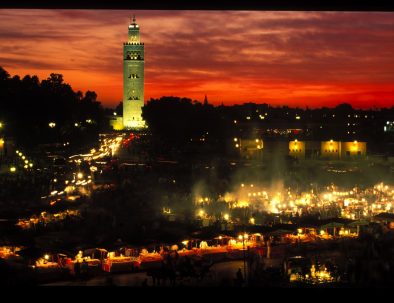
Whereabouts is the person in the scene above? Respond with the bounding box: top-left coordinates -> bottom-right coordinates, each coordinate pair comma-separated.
235,268 -> 244,287
81,259 -> 89,280
74,260 -> 81,279
141,278 -> 148,287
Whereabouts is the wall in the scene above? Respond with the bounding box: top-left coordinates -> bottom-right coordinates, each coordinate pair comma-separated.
321,140 -> 340,160
289,140 -> 305,159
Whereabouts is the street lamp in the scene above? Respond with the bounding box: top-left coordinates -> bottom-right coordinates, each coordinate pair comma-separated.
241,206 -> 249,284
90,166 -> 97,183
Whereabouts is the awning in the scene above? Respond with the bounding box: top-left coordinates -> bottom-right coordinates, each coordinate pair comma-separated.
320,222 -> 344,229
347,220 -> 369,227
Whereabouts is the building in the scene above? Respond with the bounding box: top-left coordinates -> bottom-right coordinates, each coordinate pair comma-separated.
320,140 -> 366,160
289,139 -> 305,159
340,141 -> 366,159
232,137 -> 263,160
123,16 -> 146,129
110,16 -> 146,130
384,121 -> 394,133
321,140 -> 341,160
304,141 -> 320,159
228,137 -> 367,161
109,113 -> 124,131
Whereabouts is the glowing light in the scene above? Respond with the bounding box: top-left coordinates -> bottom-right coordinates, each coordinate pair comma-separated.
234,138 -> 238,142
44,254 -> 49,260
10,167 -> 16,173
223,214 -> 229,220
48,122 -> 56,128
77,173 -> 83,179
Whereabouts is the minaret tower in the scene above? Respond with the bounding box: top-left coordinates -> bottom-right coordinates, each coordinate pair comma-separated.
123,15 -> 145,129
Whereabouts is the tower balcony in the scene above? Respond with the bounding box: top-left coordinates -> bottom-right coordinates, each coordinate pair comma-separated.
124,57 -> 144,61
123,42 -> 144,45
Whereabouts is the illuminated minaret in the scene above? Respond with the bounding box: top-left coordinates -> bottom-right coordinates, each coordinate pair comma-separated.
123,15 -> 145,129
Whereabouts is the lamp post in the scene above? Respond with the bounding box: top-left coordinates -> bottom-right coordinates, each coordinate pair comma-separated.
242,233 -> 246,283
234,137 -> 242,156
242,206 -> 248,285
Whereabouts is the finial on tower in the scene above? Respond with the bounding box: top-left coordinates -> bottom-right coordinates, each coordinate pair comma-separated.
133,15 -> 136,23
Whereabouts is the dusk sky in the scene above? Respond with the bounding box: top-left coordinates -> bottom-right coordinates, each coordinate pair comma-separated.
0,10 -> 393,109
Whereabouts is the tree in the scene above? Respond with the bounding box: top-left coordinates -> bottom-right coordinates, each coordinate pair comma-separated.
0,67 -> 108,147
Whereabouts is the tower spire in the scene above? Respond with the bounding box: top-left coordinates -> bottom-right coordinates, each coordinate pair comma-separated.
133,14 -> 136,24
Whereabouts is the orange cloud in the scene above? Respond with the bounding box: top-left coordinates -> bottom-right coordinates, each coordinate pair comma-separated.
0,10 -> 393,109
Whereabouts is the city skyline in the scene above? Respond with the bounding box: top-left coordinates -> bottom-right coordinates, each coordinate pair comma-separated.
0,10 -> 393,109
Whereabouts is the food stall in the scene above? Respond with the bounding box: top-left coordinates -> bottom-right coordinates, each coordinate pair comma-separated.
67,249 -> 106,275
138,249 -> 163,270
103,251 -> 140,273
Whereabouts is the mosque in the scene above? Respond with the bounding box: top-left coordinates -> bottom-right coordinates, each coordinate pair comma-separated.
110,16 -> 146,130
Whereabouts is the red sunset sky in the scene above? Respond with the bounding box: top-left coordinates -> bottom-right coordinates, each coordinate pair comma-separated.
0,10 -> 393,109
